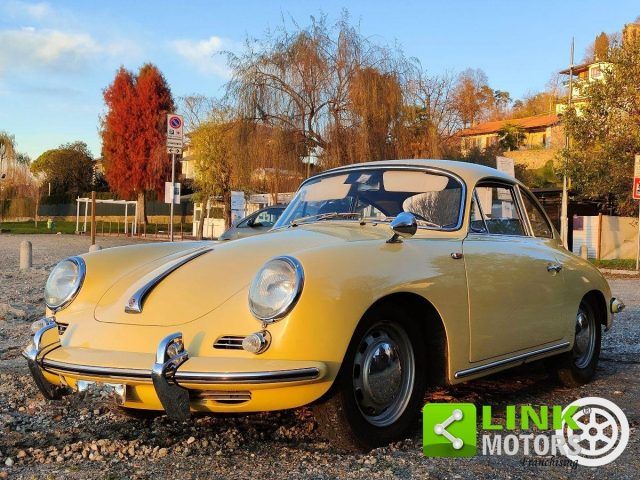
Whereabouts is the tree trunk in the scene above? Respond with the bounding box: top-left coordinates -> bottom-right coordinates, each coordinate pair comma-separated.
34,187 -> 40,228
196,199 -> 205,240
137,191 -> 147,226
223,190 -> 232,230
272,170 -> 280,206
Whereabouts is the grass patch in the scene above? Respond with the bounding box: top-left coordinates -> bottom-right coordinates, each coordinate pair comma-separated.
590,258 -> 638,271
0,220 -> 194,236
0,220 -> 78,234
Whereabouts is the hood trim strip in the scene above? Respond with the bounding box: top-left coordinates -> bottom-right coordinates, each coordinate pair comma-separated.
125,247 -> 214,314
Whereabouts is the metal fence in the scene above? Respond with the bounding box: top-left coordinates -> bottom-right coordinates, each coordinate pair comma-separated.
3,198 -> 194,219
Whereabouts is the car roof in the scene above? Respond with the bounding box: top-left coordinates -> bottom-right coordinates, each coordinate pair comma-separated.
314,159 -> 516,185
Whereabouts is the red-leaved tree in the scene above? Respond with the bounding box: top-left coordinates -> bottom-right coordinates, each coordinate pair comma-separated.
101,64 -> 174,224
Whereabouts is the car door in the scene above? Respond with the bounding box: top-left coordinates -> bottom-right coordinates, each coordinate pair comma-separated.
462,181 -> 566,362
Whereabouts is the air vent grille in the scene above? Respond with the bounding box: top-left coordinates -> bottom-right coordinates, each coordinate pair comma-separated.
213,335 -> 245,350
191,390 -> 251,404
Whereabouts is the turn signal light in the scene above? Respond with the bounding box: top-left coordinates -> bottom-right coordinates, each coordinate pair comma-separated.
242,331 -> 270,354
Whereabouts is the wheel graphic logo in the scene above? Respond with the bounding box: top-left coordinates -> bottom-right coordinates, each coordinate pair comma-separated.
556,397 -> 629,467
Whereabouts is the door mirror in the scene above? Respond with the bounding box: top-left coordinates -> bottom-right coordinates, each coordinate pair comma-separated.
387,212 -> 417,243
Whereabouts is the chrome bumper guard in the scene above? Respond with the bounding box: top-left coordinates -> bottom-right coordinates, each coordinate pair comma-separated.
22,318 -> 71,400
151,333 -> 191,421
24,327 -> 321,421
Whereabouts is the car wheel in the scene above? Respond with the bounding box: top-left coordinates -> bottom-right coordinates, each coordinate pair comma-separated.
312,303 -> 426,451
550,300 -> 601,387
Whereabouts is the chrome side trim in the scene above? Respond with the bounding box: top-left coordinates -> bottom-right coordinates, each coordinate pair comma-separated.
454,342 -> 571,379
41,360 -> 321,385
175,367 -> 320,384
125,247 -> 214,313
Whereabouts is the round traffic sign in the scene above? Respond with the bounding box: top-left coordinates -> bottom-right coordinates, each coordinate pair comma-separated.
169,116 -> 182,129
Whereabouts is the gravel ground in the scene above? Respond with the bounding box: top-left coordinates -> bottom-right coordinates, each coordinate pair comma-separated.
0,234 -> 638,479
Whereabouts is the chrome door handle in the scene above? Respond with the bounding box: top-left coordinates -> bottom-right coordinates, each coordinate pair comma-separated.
547,264 -> 562,273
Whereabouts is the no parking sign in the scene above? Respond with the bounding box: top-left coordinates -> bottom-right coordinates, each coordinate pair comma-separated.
167,114 -> 183,154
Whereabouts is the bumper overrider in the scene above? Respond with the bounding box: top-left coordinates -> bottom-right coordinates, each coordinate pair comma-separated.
22,319 -> 325,421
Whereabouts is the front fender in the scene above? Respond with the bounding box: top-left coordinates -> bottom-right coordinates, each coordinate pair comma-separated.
269,237 -> 468,385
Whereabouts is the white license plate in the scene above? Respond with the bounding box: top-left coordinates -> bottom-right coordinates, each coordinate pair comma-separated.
76,380 -> 126,404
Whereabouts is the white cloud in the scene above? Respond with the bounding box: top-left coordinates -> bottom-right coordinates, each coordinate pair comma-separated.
3,1 -> 54,21
169,36 -> 231,77
0,27 -> 135,75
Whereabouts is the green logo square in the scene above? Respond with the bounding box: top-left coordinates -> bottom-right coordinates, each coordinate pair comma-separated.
423,403 -> 477,457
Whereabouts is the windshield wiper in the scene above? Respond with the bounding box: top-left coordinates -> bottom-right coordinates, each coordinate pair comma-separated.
290,212 -> 362,227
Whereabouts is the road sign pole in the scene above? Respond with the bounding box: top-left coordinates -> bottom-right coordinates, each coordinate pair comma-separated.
170,152 -> 175,242
636,206 -> 639,272
635,155 -> 640,271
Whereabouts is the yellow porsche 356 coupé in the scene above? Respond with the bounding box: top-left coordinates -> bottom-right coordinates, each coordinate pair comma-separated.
24,160 -> 624,450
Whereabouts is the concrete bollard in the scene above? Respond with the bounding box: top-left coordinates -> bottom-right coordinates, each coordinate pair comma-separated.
89,244 -> 102,253
20,241 -> 32,269
579,245 -> 588,259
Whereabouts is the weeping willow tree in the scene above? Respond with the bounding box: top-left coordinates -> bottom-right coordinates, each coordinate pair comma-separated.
225,12 -> 459,170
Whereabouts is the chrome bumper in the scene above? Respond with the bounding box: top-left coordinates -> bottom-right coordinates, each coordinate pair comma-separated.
23,324 -> 321,421
22,318 -> 71,400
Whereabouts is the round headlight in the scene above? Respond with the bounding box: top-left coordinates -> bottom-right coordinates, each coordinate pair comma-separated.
248,256 -> 304,322
45,256 -> 85,311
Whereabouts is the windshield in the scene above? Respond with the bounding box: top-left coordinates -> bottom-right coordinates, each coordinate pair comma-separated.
274,168 -> 464,230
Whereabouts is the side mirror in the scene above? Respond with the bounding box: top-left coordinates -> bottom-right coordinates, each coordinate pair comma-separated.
387,212 -> 417,244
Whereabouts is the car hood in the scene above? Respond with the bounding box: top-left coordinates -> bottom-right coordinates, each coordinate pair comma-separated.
94,222 -> 390,326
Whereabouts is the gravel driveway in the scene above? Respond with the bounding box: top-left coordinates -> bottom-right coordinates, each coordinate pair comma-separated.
0,234 -> 637,479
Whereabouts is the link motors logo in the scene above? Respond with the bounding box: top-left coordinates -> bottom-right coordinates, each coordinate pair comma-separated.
423,397 -> 630,467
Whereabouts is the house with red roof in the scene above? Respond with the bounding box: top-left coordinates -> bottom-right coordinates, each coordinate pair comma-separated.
458,114 -> 563,168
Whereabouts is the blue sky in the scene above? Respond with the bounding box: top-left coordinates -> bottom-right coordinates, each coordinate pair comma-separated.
1,0 -> 638,160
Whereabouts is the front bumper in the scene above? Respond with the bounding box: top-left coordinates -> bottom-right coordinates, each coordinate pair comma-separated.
23,320 -> 327,420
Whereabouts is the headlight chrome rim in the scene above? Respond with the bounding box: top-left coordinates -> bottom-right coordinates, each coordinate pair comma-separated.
45,256 -> 86,312
248,256 -> 304,323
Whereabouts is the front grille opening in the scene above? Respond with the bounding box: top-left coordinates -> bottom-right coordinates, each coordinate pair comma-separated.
213,335 -> 245,350
191,390 -> 251,404
56,323 -> 68,335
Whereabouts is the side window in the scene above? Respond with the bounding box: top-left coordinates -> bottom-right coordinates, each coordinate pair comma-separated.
236,214 -> 255,228
253,209 -> 279,227
520,190 -> 553,238
474,183 -> 526,236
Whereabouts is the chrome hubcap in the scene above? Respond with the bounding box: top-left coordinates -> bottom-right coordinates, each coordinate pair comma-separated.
574,308 -> 595,369
353,323 -> 415,427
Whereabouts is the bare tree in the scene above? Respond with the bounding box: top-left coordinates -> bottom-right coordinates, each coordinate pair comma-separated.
179,94 -> 217,132
404,69 -> 461,157
226,13 -> 417,168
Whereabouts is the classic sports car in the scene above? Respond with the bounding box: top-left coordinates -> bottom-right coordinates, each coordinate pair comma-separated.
24,159 -> 625,450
